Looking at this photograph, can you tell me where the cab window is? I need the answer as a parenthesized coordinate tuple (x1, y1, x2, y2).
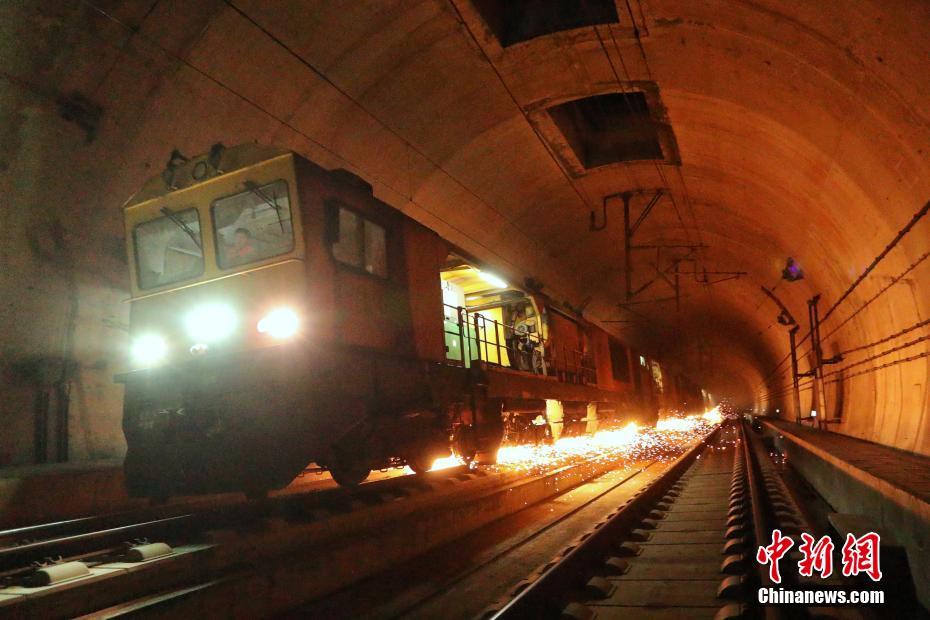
(212, 179, 294, 269)
(133, 207, 203, 289)
(331, 206, 387, 277)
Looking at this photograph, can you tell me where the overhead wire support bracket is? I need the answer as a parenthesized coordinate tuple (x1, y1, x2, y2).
(589, 189, 664, 233)
(629, 189, 664, 236)
(760, 285, 797, 326)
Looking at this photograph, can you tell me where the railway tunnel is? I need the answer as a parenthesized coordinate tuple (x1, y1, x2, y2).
(1, 1, 929, 617)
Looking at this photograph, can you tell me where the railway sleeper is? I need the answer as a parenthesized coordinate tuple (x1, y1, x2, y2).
(490, 423, 753, 619)
(569, 425, 750, 618)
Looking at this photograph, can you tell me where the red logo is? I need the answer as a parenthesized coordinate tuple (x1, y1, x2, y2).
(756, 528, 794, 583)
(841, 532, 882, 581)
(797, 533, 834, 578)
(757, 530, 882, 582)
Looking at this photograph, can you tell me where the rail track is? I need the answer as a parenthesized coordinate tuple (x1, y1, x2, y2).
(268, 426, 718, 619)
(481, 421, 887, 620)
(0, 432, 678, 618)
(6, 421, 884, 619)
(483, 422, 742, 619)
(0, 465, 472, 579)
(6, 396, 921, 620)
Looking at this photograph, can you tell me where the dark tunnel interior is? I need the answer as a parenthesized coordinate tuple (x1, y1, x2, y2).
(2, 1, 930, 615)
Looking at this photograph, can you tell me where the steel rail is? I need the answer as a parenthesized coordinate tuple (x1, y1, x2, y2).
(741, 420, 789, 620)
(0, 465, 470, 576)
(390, 457, 662, 618)
(0, 441, 680, 617)
(0, 514, 196, 573)
(489, 425, 723, 619)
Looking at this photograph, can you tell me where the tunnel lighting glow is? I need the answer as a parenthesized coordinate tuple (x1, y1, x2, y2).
(257, 308, 299, 339)
(185, 303, 237, 343)
(478, 270, 508, 289)
(132, 334, 167, 366)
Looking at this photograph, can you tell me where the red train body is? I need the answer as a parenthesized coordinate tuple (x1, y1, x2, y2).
(116, 145, 703, 496)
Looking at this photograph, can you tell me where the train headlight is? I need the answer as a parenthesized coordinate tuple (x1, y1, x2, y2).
(132, 334, 167, 366)
(257, 307, 299, 339)
(185, 303, 237, 343)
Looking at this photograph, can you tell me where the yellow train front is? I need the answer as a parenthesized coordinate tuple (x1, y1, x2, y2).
(117, 144, 487, 497)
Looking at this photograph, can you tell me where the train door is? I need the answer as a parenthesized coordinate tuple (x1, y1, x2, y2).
(439, 259, 545, 374)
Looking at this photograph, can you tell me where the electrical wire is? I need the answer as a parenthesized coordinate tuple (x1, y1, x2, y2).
(444, 1, 595, 213)
(78, 0, 570, 281)
(754, 200, 930, 394)
(224, 0, 588, 264)
(597, 26, 692, 244)
(836, 316, 930, 358)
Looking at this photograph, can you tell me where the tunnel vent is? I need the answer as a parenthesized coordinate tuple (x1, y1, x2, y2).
(532, 87, 681, 175)
(549, 92, 662, 166)
(472, 0, 619, 47)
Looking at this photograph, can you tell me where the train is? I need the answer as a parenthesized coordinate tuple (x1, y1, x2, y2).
(115, 143, 705, 497)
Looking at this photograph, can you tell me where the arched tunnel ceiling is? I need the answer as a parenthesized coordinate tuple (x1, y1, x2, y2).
(3, 1, 930, 452)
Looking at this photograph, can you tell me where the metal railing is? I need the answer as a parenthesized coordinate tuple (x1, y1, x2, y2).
(442, 304, 596, 385)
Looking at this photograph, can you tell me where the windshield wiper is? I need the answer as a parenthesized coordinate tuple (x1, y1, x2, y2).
(160, 206, 202, 250)
(244, 180, 286, 233)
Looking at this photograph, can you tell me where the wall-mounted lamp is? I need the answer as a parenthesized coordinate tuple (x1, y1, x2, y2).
(782, 257, 804, 281)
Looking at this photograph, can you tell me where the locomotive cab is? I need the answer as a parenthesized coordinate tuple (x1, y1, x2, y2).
(118, 145, 323, 496)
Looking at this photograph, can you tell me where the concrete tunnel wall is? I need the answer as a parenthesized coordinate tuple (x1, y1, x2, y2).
(0, 0, 928, 466)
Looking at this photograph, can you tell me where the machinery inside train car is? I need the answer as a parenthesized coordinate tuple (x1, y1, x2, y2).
(116, 143, 702, 498)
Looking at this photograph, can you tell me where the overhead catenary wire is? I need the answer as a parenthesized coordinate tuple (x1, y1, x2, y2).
(77, 0, 580, 285)
(444, 1, 595, 214)
(596, 25, 693, 245)
(618, 0, 706, 255)
(450, 5, 700, 337)
(589, 25, 691, 338)
(223, 0, 597, 265)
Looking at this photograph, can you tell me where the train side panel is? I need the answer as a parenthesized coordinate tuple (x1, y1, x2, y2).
(402, 221, 448, 362)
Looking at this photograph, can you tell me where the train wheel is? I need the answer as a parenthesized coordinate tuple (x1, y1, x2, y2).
(328, 461, 370, 487)
(407, 456, 432, 474)
(451, 426, 478, 465)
